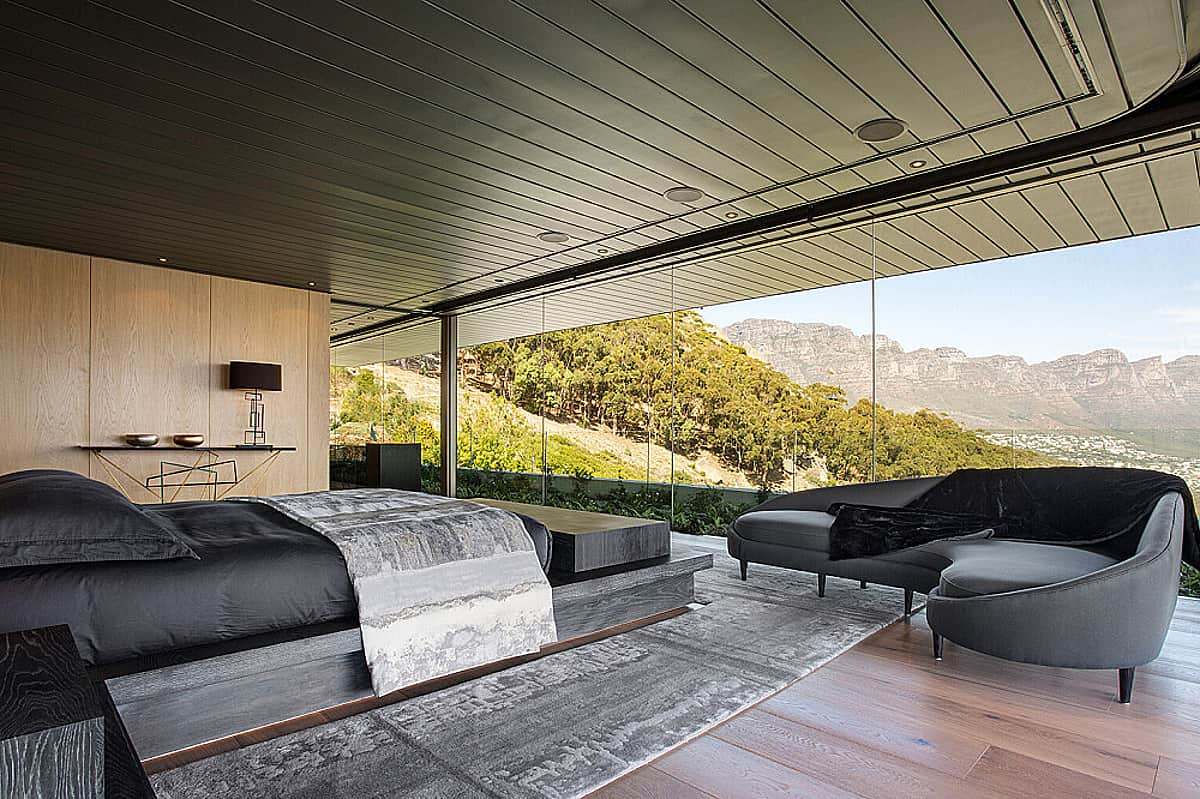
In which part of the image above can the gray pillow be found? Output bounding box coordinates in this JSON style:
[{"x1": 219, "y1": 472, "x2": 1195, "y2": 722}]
[{"x1": 0, "y1": 469, "x2": 198, "y2": 567}]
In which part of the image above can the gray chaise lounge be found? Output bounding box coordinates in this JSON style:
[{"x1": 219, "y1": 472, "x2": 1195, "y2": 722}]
[{"x1": 729, "y1": 476, "x2": 1187, "y2": 702}]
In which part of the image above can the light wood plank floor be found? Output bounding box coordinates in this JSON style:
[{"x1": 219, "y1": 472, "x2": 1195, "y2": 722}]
[{"x1": 588, "y1": 596, "x2": 1200, "y2": 798}]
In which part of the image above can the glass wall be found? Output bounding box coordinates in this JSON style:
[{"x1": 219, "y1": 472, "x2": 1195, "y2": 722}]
[
  {"x1": 333, "y1": 226, "x2": 1199, "y2": 597},
  {"x1": 329, "y1": 335, "x2": 441, "y2": 491},
  {"x1": 456, "y1": 300, "x2": 546, "y2": 503}
]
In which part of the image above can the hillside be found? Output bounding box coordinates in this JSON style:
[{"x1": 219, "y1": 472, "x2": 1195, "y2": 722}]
[
  {"x1": 329, "y1": 364, "x2": 777, "y2": 490},
  {"x1": 465, "y1": 312, "x2": 1056, "y2": 488},
  {"x1": 723, "y1": 319, "x2": 1200, "y2": 438}
]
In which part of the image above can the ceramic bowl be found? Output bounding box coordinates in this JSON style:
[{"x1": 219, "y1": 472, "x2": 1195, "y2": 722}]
[
  {"x1": 124, "y1": 434, "x2": 159, "y2": 447},
  {"x1": 172, "y1": 434, "x2": 206, "y2": 448}
]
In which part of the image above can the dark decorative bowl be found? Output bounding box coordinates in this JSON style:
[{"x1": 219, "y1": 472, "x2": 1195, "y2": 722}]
[
  {"x1": 124, "y1": 434, "x2": 159, "y2": 447},
  {"x1": 172, "y1": 434, "x2": 206, "y2": 448}
]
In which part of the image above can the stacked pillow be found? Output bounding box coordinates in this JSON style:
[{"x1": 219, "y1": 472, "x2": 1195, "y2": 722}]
[{"x1": 0, "y1": 469, "x2": 197, "y2": 568}]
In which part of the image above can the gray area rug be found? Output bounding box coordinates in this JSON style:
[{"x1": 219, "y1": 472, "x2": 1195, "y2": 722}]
[{"x1": 151, "y1": 535, "x2": 909, "y2": 799}]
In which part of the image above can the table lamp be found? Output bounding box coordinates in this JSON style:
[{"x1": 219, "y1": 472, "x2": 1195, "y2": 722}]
[{"x1": 229, "y1": 361, "x2": 282, "y2": 447}]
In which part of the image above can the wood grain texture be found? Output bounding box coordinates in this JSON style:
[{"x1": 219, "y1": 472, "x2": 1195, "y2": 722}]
[
  {"x1": 94, "y1": 680, "x2": 157, "y2": 799},
  {"x1": 964, "y1": 746, "x2": 1149, "y2": 798},
  {"x1": 0, "y1": 241, "x2": 90, "y2": 475},
  {"x1": 89, "y1": 257, "x2": 211, "y2": 500},
  {"x1": 590, "y1": 597, "x2": 1200, "y2": 799},
  {"x1": 209, "y1": 275, "x2": 309, "y2": 496},
  {"x1": 474, "y1": 499, "x2": 672, "y2": 573},
  {"x1": 0, "y1": 719, "x2": 103, "y2": 799},
  {"x1": 1153, "y1": 756, "x2": 1200, "y2": 798},
  {"x1": 307, "y1": 291, "x2": 330, "y2": 491},
  {"x1": 0, "y1": 242, "x2": 327, "y2": 497},
  {"x1": 0, "y1": 626, "x2": 105, "y2": 798}
]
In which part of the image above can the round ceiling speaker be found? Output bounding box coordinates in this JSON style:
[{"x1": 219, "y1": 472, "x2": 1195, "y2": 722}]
[
  {"x1": 537, "y1": 231, "x2": 570, "y2": 243},
  {"x1": 663, "y1": 186, "x2": 705, "y2": 203},
  {"x1": 854, "y1": 117, "x2": 908, "y2": 143}
]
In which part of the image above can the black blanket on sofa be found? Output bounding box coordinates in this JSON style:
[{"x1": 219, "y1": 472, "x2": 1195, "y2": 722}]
[{"x1": 828, "y1": 467, "x2": 1200, "y2": 568}]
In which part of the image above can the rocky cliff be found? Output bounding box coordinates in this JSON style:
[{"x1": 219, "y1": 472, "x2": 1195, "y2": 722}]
[{"x1": 722, "y1": 319, "x2": 1200, "y2": 433}]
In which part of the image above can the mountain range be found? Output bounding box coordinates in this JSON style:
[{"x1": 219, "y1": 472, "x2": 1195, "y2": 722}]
[{"x1": 721, "y1": 319, "x2": 1200, "y2": 439}]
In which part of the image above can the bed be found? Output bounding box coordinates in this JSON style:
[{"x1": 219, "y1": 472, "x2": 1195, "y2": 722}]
[
  {"x1": 0, "y1": 469, "x2": 705, "y2": 760},
  {"x1": 0, "y1": 490, "x2": 553, "y2": 669}
]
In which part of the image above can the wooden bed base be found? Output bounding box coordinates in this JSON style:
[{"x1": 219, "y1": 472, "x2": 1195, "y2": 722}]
[{"x1": 107, "y1": 551, "x2": 712, "y2": 761}]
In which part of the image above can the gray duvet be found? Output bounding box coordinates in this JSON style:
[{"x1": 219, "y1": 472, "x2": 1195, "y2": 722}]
[{"x1": 246, "y1": 489, "x2": 558, "y2": 696}]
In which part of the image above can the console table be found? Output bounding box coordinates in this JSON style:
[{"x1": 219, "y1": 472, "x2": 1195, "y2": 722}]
[{"x1": 80, "y1": 445, "x2": 296, "y2": 503}]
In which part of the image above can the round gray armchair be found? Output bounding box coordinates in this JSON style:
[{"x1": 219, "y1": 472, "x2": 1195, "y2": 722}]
[{"x1": 926, "y1": 492, "x2": 1185, "y2": 703}]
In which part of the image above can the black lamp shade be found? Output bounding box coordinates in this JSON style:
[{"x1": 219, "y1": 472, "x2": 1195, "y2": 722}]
[{"x1": 229, "y1": 361, "x2": 282, "y2": 391}]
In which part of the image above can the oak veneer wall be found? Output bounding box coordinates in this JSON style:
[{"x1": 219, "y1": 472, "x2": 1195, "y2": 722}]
[{"x1": 0, "y1": 241, "x2": 330, "y2": 499}]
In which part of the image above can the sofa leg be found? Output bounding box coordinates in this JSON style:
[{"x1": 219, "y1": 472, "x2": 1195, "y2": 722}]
[
  {"x1": 739, "y1": 560, "x2": 748, "y2": 581},
  {"x1": 1119, "y1": 667, "x2": 1135, "y2": 704},
  {"x1": 860, "y1": 579, "x2": 867, "y2": 589},
  {"x1": 817, "y1": 573, "x2": 826, "y2": 598},
  {"x1": 932, "y1": 632, "x2": 943, "y2": 661},
  {"x1": 904, "y1": 589, "x2": 914, "y2": 619}
]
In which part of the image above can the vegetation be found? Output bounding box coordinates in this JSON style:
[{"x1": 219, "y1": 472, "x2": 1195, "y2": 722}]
[
  {"x1": 469, "y1": 311, "x2": 1058, "y2": 489},
  {"x1": 455, "y1": 469, "x2": 759, "y2": 537},
  {"x1": 1184, "y1": 564, "x2": 1199, "y2": 598}
]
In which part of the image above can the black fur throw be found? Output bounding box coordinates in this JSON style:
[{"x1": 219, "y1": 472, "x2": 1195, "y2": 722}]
[
  {"x1": 827, "y1": 467, "x2": 1199, "y2": 567},
  {"x1": 828, "y1": 504, "x2": 1004, "y2": 560}
]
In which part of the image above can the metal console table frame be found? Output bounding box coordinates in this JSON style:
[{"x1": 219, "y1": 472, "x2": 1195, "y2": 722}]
[{"x1": 78, "y1": 445, "x2": 297, "y2": 503}]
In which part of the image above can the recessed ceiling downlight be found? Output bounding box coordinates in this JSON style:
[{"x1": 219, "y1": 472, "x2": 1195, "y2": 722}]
[
  {"x1": 854, "y1": 117, "x2": 908, "y2": 143},
  {"x1": 663, "y1": 186, "x2": 704, "y2": 203},
  {"x1": 157, "y1": 257, "x2": 168, "y2": 262},
  {"x1": 909, "y1": 159, "x2": 928, "y2": 169},
  {"x1": 537, "y1": 231, "x2": 570, "y2": 243}
]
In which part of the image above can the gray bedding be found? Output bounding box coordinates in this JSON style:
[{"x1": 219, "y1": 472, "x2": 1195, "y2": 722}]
[
  {"x1": 0, "y1": 499, "x2": 552, "y2": 666},
  {"x1": 249, "y1": 490, "x2": 558, "y2": 695}
]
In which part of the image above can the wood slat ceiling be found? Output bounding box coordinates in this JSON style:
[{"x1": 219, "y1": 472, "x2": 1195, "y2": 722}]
[
  {"x1": 0, "y1": 0, "x2": 1191, "y2": 365},
  {"x1": 337, "y1": 128, "x2": 1200, "y2": 363}
]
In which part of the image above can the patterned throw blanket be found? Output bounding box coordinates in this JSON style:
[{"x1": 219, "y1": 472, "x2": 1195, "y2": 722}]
[{"x1": 245, "y1": 489, "x2": 557, "y2": 696}]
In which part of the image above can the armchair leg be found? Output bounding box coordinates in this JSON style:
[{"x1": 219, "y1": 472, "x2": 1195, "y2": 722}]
[
  {"x1": 817, "y1": 573, "x2": 826, "y2": 598},
  {"x1": 932, "y1": 632, "x2": 943, "y2": 661},
  {"x1": 739, "y1": 560, "x2": 748, "y2": 581},
  {"x1": 1119, "y1": 667, "x2": 1135, "y2": 704},
  {"x1": 904, "y1": 589, "x2": 914, "y2": 619}
]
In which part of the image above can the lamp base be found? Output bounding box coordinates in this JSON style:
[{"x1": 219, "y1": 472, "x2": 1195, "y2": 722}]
[{"x1": 244, "y1": 391, "x2": 267, "y2": 447}]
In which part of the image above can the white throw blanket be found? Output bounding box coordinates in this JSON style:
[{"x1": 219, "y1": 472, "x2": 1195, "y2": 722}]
[{"x1": 245, "y1": 489, "x2": 557, "y2": 696}]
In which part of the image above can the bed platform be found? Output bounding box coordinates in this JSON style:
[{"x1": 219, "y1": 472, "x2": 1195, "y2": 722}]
[{"x1": 106, "y1": 547, "x2": 711, "y2": 760}]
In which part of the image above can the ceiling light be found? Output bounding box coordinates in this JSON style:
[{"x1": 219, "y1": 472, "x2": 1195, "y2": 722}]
[
  {"x1": 663, "y1": 186, "x2": 704, "y2": 203},
  {"x1": 854, "y1": 117, "x2": 908, "y2": 143},
  {"x1": 909, "y1": 159, "x2": 928, "y2": 169},
  {"x1": 307, "y1": 281, "x2": 316, "y2": 287},
  {"x1": 157, "y1": 257, "x2": 167, "y2": 262},
  {"x1": 597, "y1": 247, "x2": 610, "y2": 254},
  {"x1": 725, "y1": 211, "x2": 739, "y2": 219},
  {"x1": 538, "y1": 231, "x2": 570, "y2": 243},
  {"x1": 494, "y1": 278, "x2": 504, "y2": 283}
]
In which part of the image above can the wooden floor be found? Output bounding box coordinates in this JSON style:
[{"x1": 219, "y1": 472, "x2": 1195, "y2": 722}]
[{"x1": 589, "y1": 597, "x2": 1200, "y2": 799}]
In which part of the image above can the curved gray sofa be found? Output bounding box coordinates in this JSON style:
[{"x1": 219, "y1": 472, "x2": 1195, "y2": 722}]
[
  {"x1": 926, "y1": 491, "x2": 1184, "y2": 703},
  {"x1": 729, "y1": 477, "x2": 1186, "y2": 702}
]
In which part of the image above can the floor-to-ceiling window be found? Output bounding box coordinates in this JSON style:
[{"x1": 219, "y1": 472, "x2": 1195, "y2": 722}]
[{"x1": 331, "y1": 226, "x2": 1199, "y2": 596}]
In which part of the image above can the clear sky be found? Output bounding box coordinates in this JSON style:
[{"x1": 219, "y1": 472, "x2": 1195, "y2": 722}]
[{"x1": 698, "y1": 227, "x2": 1200, "y2": 364}]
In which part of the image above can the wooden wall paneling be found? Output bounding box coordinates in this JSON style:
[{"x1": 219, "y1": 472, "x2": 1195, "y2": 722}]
[
  {"x1": 209, "y1": 276, "x2": 309, "y2": 496},
  {"x1": 307, "y1": 292, "x2": 331, "y2": 491},
  {"x1": 89, "y1": 258, "x2": 212, "y2": 501},
  {"x1": 0, "y1": 242, "x2": 90, "y2": 475}
]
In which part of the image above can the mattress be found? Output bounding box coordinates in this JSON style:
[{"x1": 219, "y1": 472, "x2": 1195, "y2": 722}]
[{"x1": 0, "y1": 499, "x2": 552, "y2": 666}]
